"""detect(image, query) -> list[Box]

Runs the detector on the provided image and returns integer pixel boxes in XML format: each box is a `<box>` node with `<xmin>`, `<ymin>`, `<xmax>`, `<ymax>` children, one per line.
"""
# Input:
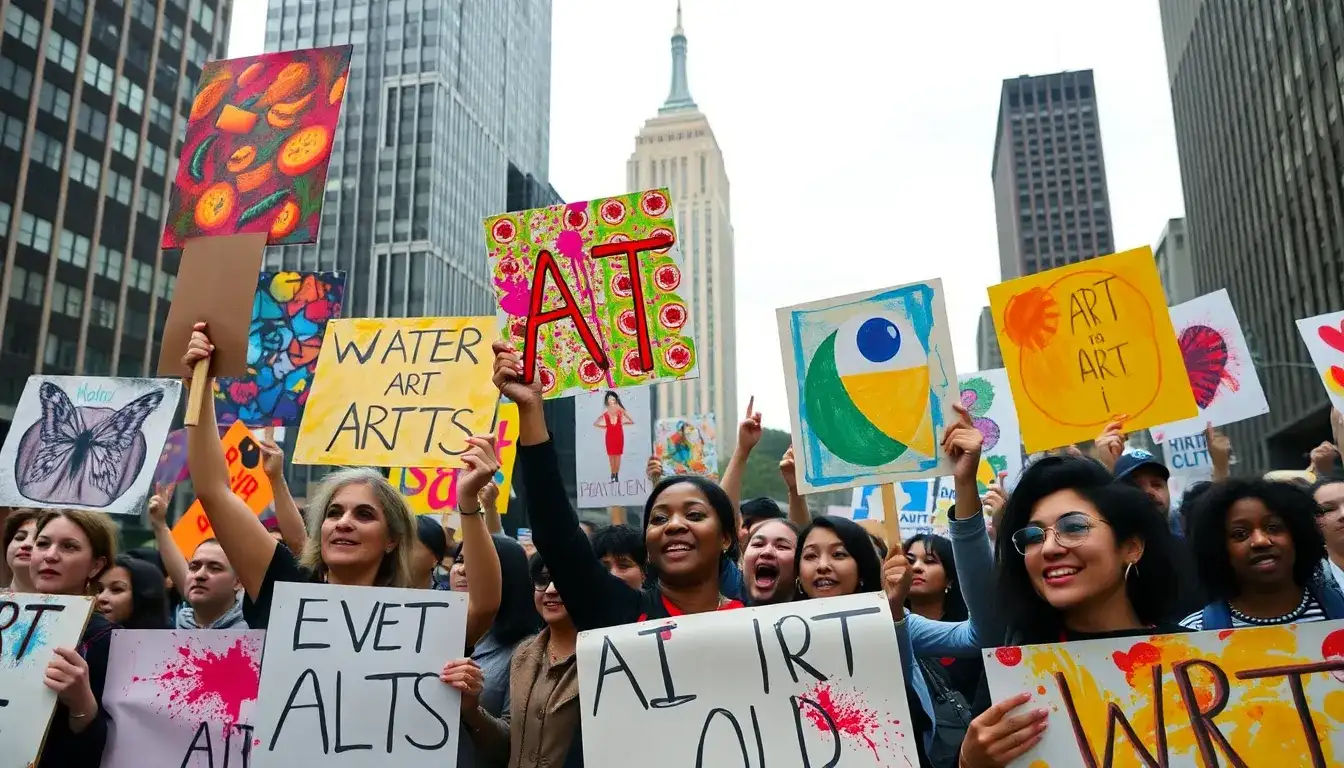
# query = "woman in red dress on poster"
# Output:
<box><xmin>593</xmin><ymin>390</ymin><xmax>634</xmax><ymax>483</ymax></box>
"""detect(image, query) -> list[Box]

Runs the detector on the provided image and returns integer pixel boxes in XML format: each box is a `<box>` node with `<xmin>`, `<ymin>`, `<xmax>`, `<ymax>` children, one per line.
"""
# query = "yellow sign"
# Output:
<box><xmin>171</xmin><ymin>421</ymin><xmax>274</xmax><ymax>557</ymax></box>
<box><xmin>987</xmin><ymin>247</ymin><xmax>1196</xmax><ymax>452</ymax></box>
<box><xmin>392</xmin><ymin>402</ymin><xmax>520</xmax><ymax>516</ymax></box>
<box><xmin>293</xmin><ymin>316</ymin><xmax>498</xmax><ymax>466</ymax></box>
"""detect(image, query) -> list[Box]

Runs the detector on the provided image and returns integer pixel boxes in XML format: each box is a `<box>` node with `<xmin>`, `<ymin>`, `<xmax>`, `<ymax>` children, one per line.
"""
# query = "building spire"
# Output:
<box><xmin>660</xmin><ymin>0</ymin><xmax>697</xmax><ymax>114</ymax></box>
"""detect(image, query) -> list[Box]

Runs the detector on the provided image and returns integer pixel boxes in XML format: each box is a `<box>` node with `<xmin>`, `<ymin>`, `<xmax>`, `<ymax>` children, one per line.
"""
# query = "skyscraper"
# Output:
<box><xmin>1154</xmin><ymin>217</ymin><xmax>1194</xmax><ymax>304</ymax></box>
<box><xmin>1159</xmin><ymin>0</ymin><xmax>1344</xmax><ymax>469</ymax></box>
<box><xmin>627</xmin><ymin>3</ymin><xmax>738</xmax><ymax>457</ymax></box>
<box><xmin>260</xmin><ymin>0</ymin><xmax>553</xmax><ymax>320</ymax></box>
<box><xmin>990</xmin><ymin>70</ymin><xmax>1116</xmax><ymax>282</ymax></box>
<box><xmin>0</xmin><ymin>0</ymin><xmax>232</xmax><ymax>432</ymax></box>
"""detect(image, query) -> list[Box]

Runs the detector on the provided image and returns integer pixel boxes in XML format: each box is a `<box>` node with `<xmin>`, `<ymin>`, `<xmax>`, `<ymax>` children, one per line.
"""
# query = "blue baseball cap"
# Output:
<box><xmin>1114</xmin><ymin>450</ymin><xmax>1170</xmax><ymax>482</ymax></box>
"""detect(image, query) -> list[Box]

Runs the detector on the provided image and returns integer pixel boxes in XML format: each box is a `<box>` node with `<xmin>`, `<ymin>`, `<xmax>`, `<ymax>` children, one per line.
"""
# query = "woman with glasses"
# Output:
<box><xmin>1181</xmin><ymin>478</ymin><xmax>1344</xmax><ymax>631</ymax></box>
<box><xmin>461</xmin><ymin>555</ymin><xmax>581</xmax><ymax>768</ymax></box>
<box><xmin>957</xmin><ymin>455</ymin><xmax>1185</xmax><ymax>768</ymax></box>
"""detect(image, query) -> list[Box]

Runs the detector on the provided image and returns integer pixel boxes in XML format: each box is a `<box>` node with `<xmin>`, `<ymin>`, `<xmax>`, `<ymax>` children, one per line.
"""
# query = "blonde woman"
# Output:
<box><xmin>181</xmin><ymin>323</ymin><xmax>503</xmax><ymax>648</ymax></box>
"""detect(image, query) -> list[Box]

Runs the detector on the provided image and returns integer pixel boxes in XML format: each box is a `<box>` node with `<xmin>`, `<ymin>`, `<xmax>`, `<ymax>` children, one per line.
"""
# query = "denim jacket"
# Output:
<box><xmin>895</xmin><ymin>511</ymin><xmax>1004</xmax><ymax>752</ymax></box>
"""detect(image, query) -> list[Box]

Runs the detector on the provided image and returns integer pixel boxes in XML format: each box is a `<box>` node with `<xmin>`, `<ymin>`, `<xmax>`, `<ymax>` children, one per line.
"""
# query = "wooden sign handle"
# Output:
<box><xmin>183</xmin><ymin>358</ymin><xmax>210</xmax><ymax>427</ymax></box>
<box><xmin>880</xmin><ymin>483</ymin><xmax>901</xmax><ymax>548</ymax></box>
<box><xmin>610</xmin><ymin>506</ymin><xmax>626</xmax><ymax>525</ymax></box>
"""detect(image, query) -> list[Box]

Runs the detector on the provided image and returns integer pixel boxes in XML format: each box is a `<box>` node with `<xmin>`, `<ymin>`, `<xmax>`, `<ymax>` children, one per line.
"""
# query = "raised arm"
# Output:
<box><xmin>259</xmin><ymin>432</ymin><xmax>307</xmax><ymax>553</ymax></box>
<box><xmin>942</xmin><ymin>401</ymin><xmax>1006</xmax><ymax>645</ymax></box>
<box><xmin>778</xmin><ymin>446</ymin><xmax>811</xmax><ymax>527</ymax></box>
<box><xmin>183</xmin><ymin>324</ymin><xmax>277</xmax><ymax>599</ymax></box>
<box><xmin>719</xmin><ymin>397</ymin><xmax>761</xmax><ymax>527</ymax></box>
<box><xmin>457</xmin><ymin>436</ymin><xmax>503</xmax><ymax>647</ymax></box>
<box><xmin>147</xmin><ymin>485</ymin><xmax>189</xmax><ymax>597</ymax></box>
<box><xmin>492</xmin><ymin>341</ymin><xmax>640</xmax><ymax>630</ymax></box>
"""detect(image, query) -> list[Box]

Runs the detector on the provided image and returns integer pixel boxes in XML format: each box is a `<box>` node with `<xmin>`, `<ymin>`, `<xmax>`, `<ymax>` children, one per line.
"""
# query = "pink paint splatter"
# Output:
<box><xmin>141</xmin><ymin>637</ymin><xmax>261</xmax><ymax>729</ymax></box>
<box><xmin>798</xmin><ymin>682</ymin><xmax>883</xmax><ymax>758</ymax></box>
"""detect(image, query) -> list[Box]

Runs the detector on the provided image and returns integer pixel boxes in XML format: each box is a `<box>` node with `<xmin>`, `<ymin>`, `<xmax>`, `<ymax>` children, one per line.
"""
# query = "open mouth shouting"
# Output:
<box><xmin>751</xmin><ymin>561</ymin><xmax>780</xmax><ymax>592</ymax></box>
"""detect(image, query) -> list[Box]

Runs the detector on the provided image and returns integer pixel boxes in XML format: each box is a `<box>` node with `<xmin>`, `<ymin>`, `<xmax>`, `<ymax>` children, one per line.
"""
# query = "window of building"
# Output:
<box><xmin>1</xmin><ymin>114</ymin><xmax>21</xmax><ymax>150</ymax></box>
<box><xmin>58</xmin><ymin>230</ymin><xmax>91</xmax><ymax>267</ymax></box>
<box><xmin>77</xmin><ymin>104</ymin><xmax>108</xmax><ymax>140</ymax></box>
<box><xmin>107</xmin><ymin>170</ymin><xmax>133</xmax><ymax>206</ymax></box>
<box><xmin>3</xmin><ymin>6</ymin><xmax>41</xmax><ymax>48</ymax></box>
<box><xmin>69</xmin><ymin>150</ymin><xmax>101</xmax><ymax>188</ymax></box>
<box><xmin>45</xmin><ymin>32</ymin><xmax>81</xmax><ymax>73</ymax></box>
<box><xmin>44</xmin><ymin>333</ymin><xmax>79</xmax><ymax>371</ymax></box>
<box><xmin>30</xmin><ymin>132</ymin><xmax>63</xmax><ymax>170</ymax></box>
<box><xmin>38</xmin><ymin>83</ymin><xmax>73</xmax><ymax>121</ymax></box>
<box><xmin>91</xmin><ymin>295</ymin><xmax>117</xmax><ymax>328</ymax></box>
<box><xmin>84</xmin><ymin>56</ymin><xmax>115</xmax><ymax>95</ymax></box>
<box><xmin>117</xmin><ymin>80</ymin><xmax>146</xmax><ymax>114</ymax></box>
<box><xmin>112</xmin><ymin>122</ymin><xmax>139</xmax><ymax>160</ymax></box>
<box><xmin>138</xmin><ymin>188</ymin><xmax>162</xmax><ymax>219</ymax></box>
<box><xmin>0</xmin><ymin>58</ymin><xmax>33</xmax><ymax>96</ymax></box>
<box><xmin>85</xmin><ymin>346</ymin><xmax>112</xmax><ymax>375</ymax></box>
<box><xmin>52</xmin><ymin>281</ymin><xmax>84</xmax><ymax>318</ymax></box>
<box><xmin>95</xmin><ymin>245</ymin><xmax>124</xmax><ymax>280</ymax></box>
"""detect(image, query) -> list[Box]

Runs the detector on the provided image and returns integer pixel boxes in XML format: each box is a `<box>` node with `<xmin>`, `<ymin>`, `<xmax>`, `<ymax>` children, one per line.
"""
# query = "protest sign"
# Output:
<box><xmin>162</xmin><ymin>46</ymin><xmax>354</xmax><ymax>248</ymax></box>
<box><xmin>0</xmin><ymin>593</ymin><xmax>94</xmax><ymax>768</ymax></box>
<box><xmin>0</xmin><ymin>376</ymin><xmax>181</xmax><ymax>515</ymax></box>
<box><xmin>172</xmin><ymin>421</ymin><xmax>274</xmax><ymax>557</ymax></box>
<box><xmin>251</xmin><ymin>582</ymin><xmax>468</xmax><ymax>766</ymax></box>
<box><xmin>392</xmin><ymin>402</ymin><xmax>520</xmax><ymax>517</ymax></box>
<box><xmin>1162</xmin><ymin>432</ymin><xmax>1233</xmax><ymax>479</ymax></box>
<box><xmin>155</xmin><ymin>428</ymin><xmax>191</xmax><ymax>484</ymax></box>
<box><xmin>215</xmin><ymin>270</ymin><xmax>347</xmax><ymax>426</ymax></box>
<box><xmin>988</xmin><ymin>247</ymin><xmax>1197</xmax><ymax>452</ymax></box>
<box><xmin>103</xmin><ymin>630</ymin><xmax>264</xmax><ymax>768</ymax></box>
<box><xmin>1297</xmin><ymin>309</ymin><xmax>1344</xmax><ymax>413</ymax></box>
<box><xmin>848</xmin><ymin>482</ymin><xmax>939</xmax><ymax>535</ymax></box>
<box><xmin>779</xmin><ymin>280</ymin><xmax>958</xmax><ymax>492</ymax></box>
<box><xmin>575</xmin><ymin>387</ymin><xmax>653</xmax><ymax>508</ymax></box>
<box><xmin>654</xmin><ymin>413</ymin><xmax>718</xmax><ymax>480</ymax></box>
<box><xmin>959</xmin><ymin>368</ymin><xmax>1023</xmax><ymax>492</ymax></box>
<box><xmin>577</xmin><ymin>593</ymin><xmax>918</xmax><ymax>766</ymax></box>
<box><xmin>483</xmin><ymin>188</ymin><xmax>699</xmax><ymax>399</ymax></box>
<box><xmin>292</xmin><ymin>316</ymin><xmax>497</xmax><ymax>467</ymax></box>
<box><xmin>1149</xmin><ymin>289</ymin><xmax>1268</xmax><ymax>443</ymax></box>
<box><xmin>983</xmin><ymin>620</ymin><xmax>1344</xmax><ymax>766</ymax></box>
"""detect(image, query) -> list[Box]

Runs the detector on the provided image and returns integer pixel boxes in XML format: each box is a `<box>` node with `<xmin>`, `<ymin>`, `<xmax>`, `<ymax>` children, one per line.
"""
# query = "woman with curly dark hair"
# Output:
<box><xmin>1181</xmin><ymin>478</ymin><xmax>1344</xmax><ymax>630</ymax></box>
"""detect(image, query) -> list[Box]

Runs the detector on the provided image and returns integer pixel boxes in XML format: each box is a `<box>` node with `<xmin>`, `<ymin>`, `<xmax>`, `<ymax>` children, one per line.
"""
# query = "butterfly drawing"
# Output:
<box><xmin>1178</xmin><ymin>324</ymin><xmax>1231</xmax><ymax>409</ymax></box>
<box><xmin>14</xmin><ymin>383</ymin><xmax>163</xmax><ymax>507</ymax></box>
<box><xmin>961</xmin><ymin>377</ymin><xmax>1009</xmax><ymax>493</ymax></box>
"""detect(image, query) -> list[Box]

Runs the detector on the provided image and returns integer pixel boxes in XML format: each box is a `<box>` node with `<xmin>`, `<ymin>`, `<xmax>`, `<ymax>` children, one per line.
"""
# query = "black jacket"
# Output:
<box><xmin>39</xmin><ymin>612</ymin><xmax>115</xmax><ymax>768</ymax></box>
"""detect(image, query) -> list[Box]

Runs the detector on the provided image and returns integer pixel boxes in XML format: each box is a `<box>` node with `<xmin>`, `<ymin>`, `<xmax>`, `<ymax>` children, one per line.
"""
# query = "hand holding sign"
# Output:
<box><xmin>959</xmin><ymin>692</ymin><xmax>1049</xmax><ymax>768</ymax></box>
<box><xmin>491</xmin><ymin>340</ymin><xmax>542</xmax><ymax>411</ymax></box>
<box><xmin>44</xmin><ymin>646</ymin><xmax>96</xmax><ymax>718</ymax></box>
<box><xmin>882</xmin><ymin>543</ymin><xmax>914</xmax><ymax>616</ymax></box>
<box><xmin>438</xmin><ymin>657</ymin><xmax>484</xmax><ymax>710</ymax></box>
<box><xmin>457</xmin><ymin>435</ymin><xmax>499</xmax><ymax>513</ymax></box>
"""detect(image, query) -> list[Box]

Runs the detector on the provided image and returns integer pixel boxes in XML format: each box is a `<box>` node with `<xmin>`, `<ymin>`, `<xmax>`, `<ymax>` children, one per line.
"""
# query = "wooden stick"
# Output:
<box><xmin>880</xmin><ymin>483</ymin><xmax>901</xmax><ymax>547</ymax></box>
<box><xmin>183</xmin><ymin>358</ymin><xmax>210</xmax><ymax>427</ymax></box>
<box><xmin>610</xmin><ymin>506</ymin><xmax>626</xmax><ymax>525</ymax></box>
<box><xmin>263</xmin><ymin>425</ymin><xmax>275</xmax><ymax>442</ymax></box>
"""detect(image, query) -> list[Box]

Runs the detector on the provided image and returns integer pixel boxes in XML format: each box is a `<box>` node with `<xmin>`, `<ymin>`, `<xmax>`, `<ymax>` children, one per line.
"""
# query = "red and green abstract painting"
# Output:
<box><xmin>162</xmin><ymin>45</ymin><xmax>353</xmax><ymax>248</ymax></box>
<box><xmin>213</xmin><ymin>271</ymin><xmax>345</xmax><ymax>426</ymax></box>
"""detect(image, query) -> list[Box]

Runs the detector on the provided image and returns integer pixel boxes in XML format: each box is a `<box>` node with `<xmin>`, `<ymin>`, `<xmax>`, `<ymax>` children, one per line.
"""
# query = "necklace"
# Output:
<box><xmin>1228</xmin><ymin>587</ymin><xmax>1311</xmax><ymax>625</ymax></box>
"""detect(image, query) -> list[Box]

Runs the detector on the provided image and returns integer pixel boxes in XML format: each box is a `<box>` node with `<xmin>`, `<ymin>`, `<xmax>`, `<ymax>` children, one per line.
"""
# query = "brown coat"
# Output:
<box><xmin>464</xmin><ymin>627</ymin><xmax>582</xmax><ymax>768</ymax></box>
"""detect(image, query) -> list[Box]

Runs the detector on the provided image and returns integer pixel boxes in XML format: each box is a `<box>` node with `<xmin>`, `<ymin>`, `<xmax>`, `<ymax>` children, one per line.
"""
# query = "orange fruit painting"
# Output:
<box><xmin>161</xmin><ymin>45</ymin><xmax>353</xmax><ymax>249</ymax></box>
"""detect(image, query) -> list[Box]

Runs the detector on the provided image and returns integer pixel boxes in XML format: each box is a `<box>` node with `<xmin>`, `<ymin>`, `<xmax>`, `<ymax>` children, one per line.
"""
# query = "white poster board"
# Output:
<box><xmin>577</xmin><ymin>593</ymin><xmax>919</xmax><ymax>766</ymax></box>
<box><xmin>1298</xmin><ymin>309</ymin><xmax>1344</xmax><ymax>413</ymax></box>
<box><xmin>983</xmin><ymin>620</ymin><xmax>1344</xmax><ymax>766</ymax></box>
<box><xmin>958</xmin><ymin>368</ymin><xmax>1023</xmax><ymax>491</ymax></box>
<box><xmin>0</xmin><ymin>376</ymin><xmax>181</xmax><ymax>515</ymax></box>
<box><xmin>849</xmin><ymin>482</ymin><xmax>939</xmax><ymax>535</ymax></box>
<box><xmin>574</xmin><ymin>387</ymin><xmax>653</xmax><ymax>508</ymax></box>
<box><xmin>0</xmin><ymin>593</ymin><xmax>94</xmax><ymax>768</ymax></box>
<box><xmin>1149</xmin><ymin>289</ymin><xmax>1268</xmax><ymax>442</ymax></box>
<box><xmin>250</xmin><ymin>582</ymin><xmax>469</xmax><ymax>767</ymax></box>
<box><xmin>103</xmin><ymin>630</ymin><xmax>264</xmax><ymax>768</ymax></box>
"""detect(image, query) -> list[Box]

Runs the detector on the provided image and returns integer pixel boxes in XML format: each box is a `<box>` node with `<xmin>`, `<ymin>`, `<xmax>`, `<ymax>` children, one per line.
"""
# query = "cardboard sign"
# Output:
<box><xmin>988</xmin><ymin>247</ymin><xmax>1197</xmax><ymax>452</ymax></box>
<box><xmin>654</xmin><ymin>413</ymin><xmax>718</xmax><ymax>480</ymax></box>
<box><xmin>483</xmin><ymin>189</ymin><xmax>699</xmax><ymax>399</ymax></box>
<box><xmin>1164</xmin><ymin>433</ymin><xmax>1218</xmax><ymax>479</ymax></box>
<box><xmin>171</xmin><ymin>421</ymin><xmax>274</xmax><ymax>557</ymax></box>
<box><xmin>575</xmin><ymin>387</ymin><xmax>653</xmax><ymax>509</ymax></box>
<box><xmin>250</xmin><ymin>582</ymin><xmax>468</xmax><ymax>766</ymax></box>
<box><xmin>959</xmin><ymin>368</ymin><xmax>1023</xmax><ymax>492</ymax></box>
<box><xmin>779</xmin><ymin>280</ymin><xmax>958</xmax><ymax>492</ymax></box>
<box><xmin>158</xmin><ymin>231</ymin><xmax>269</xmax><ymax>379</ymax></box>
<box><xmin>983</xmin><ymin>621</ymin><xmax>1344</xmax><ymax>766</ymax></box>
<box><xmin>576</xmin><ymin>593</ymin><xmax>919</xmax><ymax>766</ymax></box>
<box><xmin>392</xmin><ymin>402</ymin><xmax>520</xmax><ymax>517</ymax></box>
<box><xmin>0</xmin><ymin>593</ymin><xmax>95</xmax><ymax>768</ymax></box>
<box><xmin>215</xmin><ymin>271</ymin><xmax>347</xmax><ymax>426</ymax></box>
<box><xmin>0</xmin><ymin>376</ymin><xmax>181</xmax><ymax>515</ymax></box>
<box><xmin>847</xmin><ymin>481</ymin><xmax>937</xmax><ymax>531</ymax></box>
<box><xmin>103</xmin><ymin>630</ymin><xmax>264</xmax><ymax>768</ymax></box>
<box><xmin>1297</xmin><ymin>309</ymin><xmax>1344</xmax><ymax>413</ymax></box>
<box><xmin>1149</xmin><ymin>289</ymin><xmax>1269</xmax><ymax>443</ymax></box>
<box><xmin>162</xmin><ymin>46</ymin><xmax>354</xmax><ymax>248</ymax></box>
<box><xmin>292</xmin><ymin>317</ymin><xmax>498</xmax><ymax>467</ymax></box>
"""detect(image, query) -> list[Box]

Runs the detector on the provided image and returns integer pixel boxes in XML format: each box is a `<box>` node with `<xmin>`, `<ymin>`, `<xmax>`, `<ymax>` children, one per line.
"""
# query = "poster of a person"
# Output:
<box><xmin>575</xmin><ymin>387</ymin><xmax>653</xmax><ymax>508</ymax></box>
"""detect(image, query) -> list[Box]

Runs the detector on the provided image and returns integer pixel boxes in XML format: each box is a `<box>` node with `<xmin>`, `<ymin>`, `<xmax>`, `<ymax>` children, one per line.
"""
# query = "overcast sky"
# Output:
<box><xmin>228</xmin><ymin>0</ymin><xmax>1185</xmax><ymax>431</ymax></box>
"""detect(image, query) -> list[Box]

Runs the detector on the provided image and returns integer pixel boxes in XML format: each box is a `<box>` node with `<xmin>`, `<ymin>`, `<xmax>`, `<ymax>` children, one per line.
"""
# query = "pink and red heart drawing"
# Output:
<box><xmin>1317</xmin><ymin>320</ymin><xmax>1344</xmax><ymax>388</ymax></box>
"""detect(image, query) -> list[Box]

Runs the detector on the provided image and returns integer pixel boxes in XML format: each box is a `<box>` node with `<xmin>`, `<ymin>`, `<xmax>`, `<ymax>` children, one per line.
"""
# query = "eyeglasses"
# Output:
<box><xmin>532</xmin><ymin>577</ymin><xmax>553</xmax><ymax>592</ymax></box>
<box><xmin>1011</xmin><ymin>512</ymin><xmax>1108</xmax><ymax>555</ymax></box>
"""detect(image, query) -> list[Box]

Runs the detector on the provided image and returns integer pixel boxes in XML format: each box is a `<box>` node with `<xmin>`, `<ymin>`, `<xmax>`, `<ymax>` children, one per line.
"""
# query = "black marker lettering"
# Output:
<box><xmin>229</xmin><ymin>723</ymin><xmax>255</xmax><ymax>768</ymax></box>
<box><xmin>1095</xmin><ymin>276</ymin><xmax>1119</xmax><ymax>320</ymax></box>
<box><xmin>1172</xmin><ymin>659</ymin><xmax>1247</xmax><ymax>768</ymax></box>
<box><xmin>637</xmin><ymin>624</ymin><xmax>696</xmax><ymax>708</ymax></box>
<box><xmin>332</xmin><ymin>329</ymin><xmax>380</xmax><ymax>364</ymax></box>
<box><xmin>269</xmin><ymin>669</ymin><xmax>328</xmax><ymax>753</ymax></box>
<box><xmin>418</xmin><ymin>407</ymin><xmax>455</xmax><ymax>454</ymax></box>
<box><xmin>362</xmin><ymin>406</ymin><xmax>395</xmax><ymax>450</ymax></box>
<box><xmin>1236</xmin><ymin>660</ymin><xmax>1344</xmax><ymax>768</ymax></box>
<box><xmin>373</xmin><ymin>603</ymin><xmax>402</xmax><ymax>651</ymax></box>
<box><xmin>694</xmin><ymin>708</ymin><xmax>750</xmax><ymax>768</ymax></box>
<box><xmin>591</xmin><ymin>635</ymin><xmax>649</xmax><ymax>716</ymax></box>
<box><xmin>409</xmin><ymin>673</ymin><xmax>451</xmax><ymax>750</ymax></box>
<box><xmin>380</xmin><ymin>330</ymin><xmax>408</xmax><ymax>365</ymax></box>
<box><xmin>17</xmin><ymin>604</ymin><xmax>66</xmax><ymax>661</ymax></box>
<box><xmin>181</xmin><ymin>722</ymin><xmax>214</xmax><ymax>768</ymax></box>
<box><xmin>341</xmin><ymin>600</ymin><xmax>380</xmax><ymax>652</ymax></box>
<box><xmin>455</xmin><ymin>326</ymin><xmax>482</xmax><ymax>363</ymax></box>
<box><xmin>436</xmin><ymin>409</ymin><xmax>476</xmax><ymax>455</ymax></box>
<box><xmin>333</xmin><ymin>670</ymin><xmax>372</xmax><ymax>753</ymax></box>
<box><xmin>792</xmin><ymin>695</ymin><xmax>842</xmax><ymax>768</ymax></box>
<box><xmin>753</xmin><ymin>618</ymin><xmax>770</xmax><ymax>694</ymax></box>
<box><xmin>293</xmin><ymin>599</ymin><xmax>330</xmax><ymax>651</ymax></box>
<box><xmin>405</xmin><ymin>328</ymin><xmax>433</xmax><ymax>362</ymax></box>
<box><xmin>811</xmin><ymin>606</ymin><xmax>881</xmax><ymax>676</ymax></box>
<box><xmin>404</xmin><ymin>602</ymin><xmax>451</xmax><ymax>653</ymax></box>
<box><xmin>326</xmin><ymin>405</ymin><xmax>362</xmax><ymax>452</ymax></box>
<box><xmin>774</xmin><ymin>615</ymin><xmax>827</xmax><ymax>684</ymax></box>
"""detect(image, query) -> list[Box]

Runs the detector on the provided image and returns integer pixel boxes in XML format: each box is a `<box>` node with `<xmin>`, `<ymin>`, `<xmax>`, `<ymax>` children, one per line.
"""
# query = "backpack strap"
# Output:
<box><xmin>1200</xmin><ymin>601</ymin><xmax>1232</xmax><ymax>631</ymax></box>
<box><xmin>1311</xmin><ymin>574</ymin><xmax>1344</xmax><ymax>620</ymax></box>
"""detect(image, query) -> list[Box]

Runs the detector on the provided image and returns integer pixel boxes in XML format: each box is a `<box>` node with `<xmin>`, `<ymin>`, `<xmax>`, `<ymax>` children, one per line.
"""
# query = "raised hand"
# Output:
<box><xmin>439</xmin><ymin>657</ymin><xmax>484</xmax><ymax>710</ymax></box>
<box><xmin>737</xmin><ymin>396</ymin><xmax>763</xmax><ymax>452</ymax></box>
<box><xmin>490</xmin><ymin>340</ymin><xmax>542</xmax><ymax>410</ymax></box>
<box><xmin>646</xmin><ymin>455</ymin><xmax>663</xmax><ymax>484</ymax></box>
<box><xmin>779</xmin><ymin>445</ymin><xmax>798</xmax><ymax>493</ymax></box>
<box><xmin>958</xmin><ymin>692</ymin><xmax>1049</xmax><ymax>767</ymax></box>
<box><xmin>457</xmin><ymin>436</ymin><xmax>500</xmax><ymax>509</ymax></box>
<box><xmin>1094</xmin><ymin>417</ymin><xmax>1128</xmax><ymax>473</ymax></box>
<box><xmin>147</xmin><ymin>483</ymin><xmax>175</xmax><ymax>529</ymax></box>
<box><xmin>941</xmin><ymin>403</ymin><xmax>984</xmax><ymax>485</ymax></box>
<box><xmin>181</xmin><ymin>322</ymin><xmax>214</xmax><ymax>380</ymax></box>
<box><xmin>882</xmin><ymin>542</ymin><xmax>914</xmax><ymax>614</ymax></box>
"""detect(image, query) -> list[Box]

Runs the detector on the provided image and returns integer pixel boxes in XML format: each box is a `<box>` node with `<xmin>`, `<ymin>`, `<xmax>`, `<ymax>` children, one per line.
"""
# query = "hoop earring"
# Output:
<box><xmin>1124</xmin><ymin>561</ymin><xmax>1138</xmax><ymax>580</ymax></box>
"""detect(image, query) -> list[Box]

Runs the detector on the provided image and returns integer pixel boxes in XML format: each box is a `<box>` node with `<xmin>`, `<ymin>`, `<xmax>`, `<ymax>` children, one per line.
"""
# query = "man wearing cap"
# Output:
<box><xmin>1113</xmin><ymin>451</ymin><xmax>1172</xmax><ymax>515</ymax></box>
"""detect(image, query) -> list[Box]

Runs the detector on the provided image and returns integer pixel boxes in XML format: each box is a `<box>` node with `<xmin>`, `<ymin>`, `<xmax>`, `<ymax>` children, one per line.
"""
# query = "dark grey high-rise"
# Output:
<box><xmin>0</xmin><ymin>0</ymin><xmax>232</xmax><ymax>433</ymax></box>
<box><xmin>261</xmin><ymin>0</ymin><xmax>553</xmax><ymax>320</ymax></box>
<box><xmin>979</xmin><ymin>70</ymin><xmax>1116</xmax><ymax>370</ymax></box>
<box><xmin>1159</xmin><ymin>0</ymin><xmax>1344</xmax><ymax>469</ymax></box>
